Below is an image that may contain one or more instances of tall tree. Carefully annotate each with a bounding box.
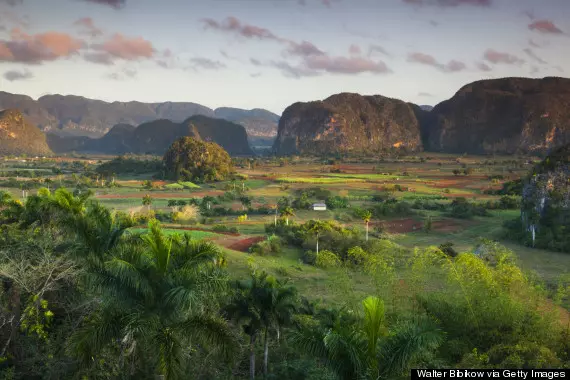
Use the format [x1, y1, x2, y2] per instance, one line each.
[361, 210, 372, 242]
[69, 220, 236, 380]
[279, 207, 295, 226]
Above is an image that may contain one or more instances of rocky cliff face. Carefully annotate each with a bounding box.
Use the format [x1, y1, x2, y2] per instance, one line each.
[424, 77, 570, 155]
[521, 144, 570, 250]
[273, 93, 424, 155]
[0, 109, 52, 156]
[0, 91, 279, 139]
[47, 115, 253, 156]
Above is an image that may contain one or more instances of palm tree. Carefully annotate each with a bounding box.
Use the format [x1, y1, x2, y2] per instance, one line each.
[69, 220, 236, 380]
[142, 194, 152, 211]
[225, 271, 297, 379]
[292, 296, 444, 380]
[279, 207, 295, 226]
[361, 210, 372, 242]
[308, 220, 331, 255]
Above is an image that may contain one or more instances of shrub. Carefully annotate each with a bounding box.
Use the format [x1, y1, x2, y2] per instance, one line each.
[325, 196, 349, 209]
[315, 250, 340, 268]
[172, 205, 199, 223]
[212, 224, 239, 234]
[250, 236, 282, 256]
[346, 246, 370, 266]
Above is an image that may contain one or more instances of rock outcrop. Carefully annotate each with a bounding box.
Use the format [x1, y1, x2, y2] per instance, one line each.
[424, 77, 570, 155]
[46, 115, 253, 156]
[0, 109, 52, 156]
[273, 93, 425, 155]
[521, 144, 570, 251]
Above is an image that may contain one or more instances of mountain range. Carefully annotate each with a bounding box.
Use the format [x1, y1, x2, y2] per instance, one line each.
[1, 76, 569, 157]
[274, 76, 570, 156]
[0, 92, 280, 141]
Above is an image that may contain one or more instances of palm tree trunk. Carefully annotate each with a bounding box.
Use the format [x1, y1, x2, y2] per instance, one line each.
[316, 233, 319, 254]
[250, 334, 256, 380]
[286, 217, 289, 226]
[263, 327, 269, 377]
[366, 222, 369, 242]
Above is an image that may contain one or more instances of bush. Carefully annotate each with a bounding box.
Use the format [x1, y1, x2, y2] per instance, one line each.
[448, 197, 489, 219]
[172, 205, 199, 223]
[346, 246, 370, 266]
[212, 224, 239, 234]
[325, 196, 349, 210]
[250, 236, 282, 256]
[315, 250, 340, 268]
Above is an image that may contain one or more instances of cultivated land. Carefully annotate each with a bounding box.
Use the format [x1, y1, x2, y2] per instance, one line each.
[2, 153, 569, 308]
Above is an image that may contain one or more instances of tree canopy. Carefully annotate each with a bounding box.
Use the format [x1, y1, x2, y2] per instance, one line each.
[163, 137, 234, 182]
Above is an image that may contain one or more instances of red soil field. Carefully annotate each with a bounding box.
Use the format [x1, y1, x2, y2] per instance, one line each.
[375, 218, 472, 234]
[227, 236, 266, 252]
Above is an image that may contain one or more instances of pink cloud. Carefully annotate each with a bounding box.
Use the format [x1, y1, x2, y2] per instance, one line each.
[349, 44, 361, 55]
[407, 52, 466, 72]
[528, 20, 563, 34]
[201, 17, 281, 41]
[304, 55, 390, 74]
[0, 28, 83, 64]
[483, 49, 523, 64]
[287, 40, 325, 57]
[92, 33, 155, 61]
[476, 62, 492, 72]
[74, 17, 103, 38]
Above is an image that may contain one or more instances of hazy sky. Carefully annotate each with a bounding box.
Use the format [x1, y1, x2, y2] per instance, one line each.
[0, 0, 569, 114]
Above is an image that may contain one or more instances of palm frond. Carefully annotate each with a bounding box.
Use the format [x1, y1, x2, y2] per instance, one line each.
[176, 313, 239, 360]
[378, 318, 445, 378]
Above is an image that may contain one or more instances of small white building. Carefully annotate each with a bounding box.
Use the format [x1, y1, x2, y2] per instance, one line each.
[311, 203, 327, 211]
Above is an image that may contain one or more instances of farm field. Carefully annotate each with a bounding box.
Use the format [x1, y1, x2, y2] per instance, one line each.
[1, 153, 569, 308]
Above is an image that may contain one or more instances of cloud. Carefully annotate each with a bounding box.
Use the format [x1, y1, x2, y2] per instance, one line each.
[82, 0, 125, 9]
[402, 0, 491, 7]
[418, 92, 433, 97]
[270, 61, 321, 78]
[74, 17, 103, 37]
[349, 44, 361, 55]
[201, 17, 282, 42]
[528, 20, 563, 34]
[476, 62, 492, 71]
[407, 52, 466, 72]
[3, 68, 32, 81]
[107, 67, 136, 80]
[286, 40, 325, 57]
[0, 0, 22, 6]
[189, 57, 226, 70]
[84, 52, 113, 65]
[250, 72, 262, 78]
[250, 58, 262, 66]
[368, 44, 389, 57]
[91, 33, 155, 61]
[483, 49, 523, 64]
[523, 48, 547, 64]
[0, 28, 83, 64]
[304, 55, 390, 74]
[528, 38, 542, 48]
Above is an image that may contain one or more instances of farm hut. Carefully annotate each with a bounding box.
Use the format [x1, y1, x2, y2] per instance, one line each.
[311, 203, 327, 211]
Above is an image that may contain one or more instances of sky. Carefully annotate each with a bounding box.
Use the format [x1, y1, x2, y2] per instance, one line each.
[0, 0, 569, 115]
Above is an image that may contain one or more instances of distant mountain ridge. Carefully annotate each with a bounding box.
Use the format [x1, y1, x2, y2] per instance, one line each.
[46, 115, 253, 156]
[0, 92, 280, 140]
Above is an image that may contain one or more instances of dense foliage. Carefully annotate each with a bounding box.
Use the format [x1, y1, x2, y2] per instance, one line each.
[163, 137, 234, 182]
[1, 188, 569, 380]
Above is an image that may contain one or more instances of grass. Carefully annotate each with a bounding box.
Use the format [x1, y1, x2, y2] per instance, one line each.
[127, 227, 219, 240]
[277, 177, 365, 184]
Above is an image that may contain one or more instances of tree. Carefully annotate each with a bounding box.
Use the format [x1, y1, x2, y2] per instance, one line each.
[240, 196, 252, 211]
[163, 137, 234, 182]
[225, 271, 297, 379]
[424, 215, 433, 233]
[69, 220, 235, 380]
[308, 220, 332, 255]
[292, 296, 443, 380]
[142, 194, 152, 211]
[279, 207, 295, 226]
[453, 169, 461, 176]
[360, 210, 372, 242]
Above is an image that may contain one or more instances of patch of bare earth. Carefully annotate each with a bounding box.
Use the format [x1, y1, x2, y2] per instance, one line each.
[226, 236, 266, 252]
[374, 218, 473, 233]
